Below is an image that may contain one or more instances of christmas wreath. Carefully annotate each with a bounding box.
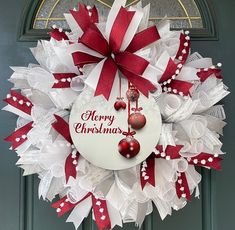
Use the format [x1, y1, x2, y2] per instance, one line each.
[3, 0, 229, 229]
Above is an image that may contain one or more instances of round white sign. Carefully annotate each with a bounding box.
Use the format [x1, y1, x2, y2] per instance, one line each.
[69, 84, 162, 170]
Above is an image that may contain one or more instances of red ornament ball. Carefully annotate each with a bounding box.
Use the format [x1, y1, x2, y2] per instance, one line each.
[118, 136, 140, 159]
[128, 112, 146, 130]
[126, 88, 140, 102]
[114, 100, 126, 111]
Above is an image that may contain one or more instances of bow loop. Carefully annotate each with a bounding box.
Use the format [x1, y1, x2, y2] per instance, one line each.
[122, 131, 136, 137]
[126, 26, 160, 53]
[109, 7, 135, 53]
[72, 52, 102, 68]
[80, 27, 110, 56]
[70, 3, 98, 32]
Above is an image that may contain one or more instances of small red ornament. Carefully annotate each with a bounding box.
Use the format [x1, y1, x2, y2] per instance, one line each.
[114, 98, 126, 111]
[128, 108, 146, 130]
[126, 87, 140, 102]
[118, 133, 140, 159]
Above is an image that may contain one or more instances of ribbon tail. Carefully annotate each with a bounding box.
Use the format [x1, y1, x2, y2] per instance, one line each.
[4, 121, 33, 150]
[197, 68, 223, 82]
[65, 152, 80, 183]
[158, 58, 178, 83]
[189, 153, 223, 170]
[52, 115, 73, 144]
[4, 90, 33, 116]
[52, 193, 91, 217]
[38, 170, 53, 200]
[120, 68, 156, 97]
[70, 3, 98, 32]
[66, 195, 92, 229]
[140, 156, 155, 189]
[49, 28, 69, 41]
[169, 79, 193, 96]
[106, 201, 123, 229]
[92, 196, 111, 230]
[94, 58, 118, 100]
[136, 202, 149, 228]
[175, 33, 191, 63]
[176, 172, 191, 201]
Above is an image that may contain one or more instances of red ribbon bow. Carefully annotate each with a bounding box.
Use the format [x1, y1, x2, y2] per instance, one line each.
[71, 6, 160, 100]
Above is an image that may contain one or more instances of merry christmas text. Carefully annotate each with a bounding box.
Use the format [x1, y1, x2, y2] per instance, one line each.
[73, 110, 122, 134]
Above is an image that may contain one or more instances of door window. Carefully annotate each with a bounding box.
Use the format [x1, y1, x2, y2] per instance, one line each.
[33, 0, 203, 30]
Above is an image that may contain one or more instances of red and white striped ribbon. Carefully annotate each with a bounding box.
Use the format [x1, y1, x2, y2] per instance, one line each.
[4, 90, 33, 115]
[4, 121, 33, 150]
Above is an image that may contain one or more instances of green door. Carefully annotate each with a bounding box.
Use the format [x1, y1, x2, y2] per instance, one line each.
[0, 0, 234, 229]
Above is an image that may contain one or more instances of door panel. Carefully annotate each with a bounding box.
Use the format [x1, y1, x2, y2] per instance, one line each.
[0, 0, 235, 230]
[0, 1, 34, 229]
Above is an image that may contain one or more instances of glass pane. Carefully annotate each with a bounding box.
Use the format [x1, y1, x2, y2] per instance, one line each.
[33, 0, 203, 29]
